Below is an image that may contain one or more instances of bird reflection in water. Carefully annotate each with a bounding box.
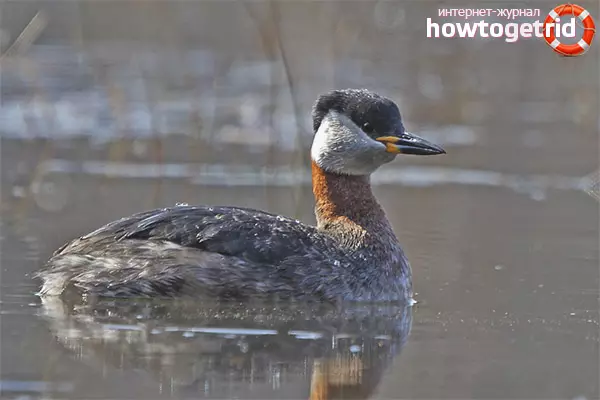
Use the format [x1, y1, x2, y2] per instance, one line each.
[38, 296, 412, 399]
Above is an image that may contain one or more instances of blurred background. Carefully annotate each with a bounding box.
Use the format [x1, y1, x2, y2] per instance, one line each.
[0, 1, 598, 399]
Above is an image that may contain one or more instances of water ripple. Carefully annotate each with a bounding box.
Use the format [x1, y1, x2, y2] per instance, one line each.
[31, 159, 592, 201]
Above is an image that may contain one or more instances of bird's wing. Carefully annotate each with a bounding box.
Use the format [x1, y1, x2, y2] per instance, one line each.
[53, 205, 335, 265]
[38, 206, 353, 298]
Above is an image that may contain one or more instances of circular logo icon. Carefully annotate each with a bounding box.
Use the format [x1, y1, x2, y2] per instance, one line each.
[543, 3, 596, 56]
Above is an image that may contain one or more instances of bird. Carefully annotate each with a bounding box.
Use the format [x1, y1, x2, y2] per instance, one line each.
[34, 89, 446, 302]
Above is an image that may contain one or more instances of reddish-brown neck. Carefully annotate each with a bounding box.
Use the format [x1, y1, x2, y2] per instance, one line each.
[311, 160, 386, 231]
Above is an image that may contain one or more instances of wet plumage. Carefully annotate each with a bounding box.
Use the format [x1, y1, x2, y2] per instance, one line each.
[35, 89, 446, 302]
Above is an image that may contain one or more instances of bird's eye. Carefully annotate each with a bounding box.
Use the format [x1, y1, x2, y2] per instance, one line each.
[362, 122, 373, 133]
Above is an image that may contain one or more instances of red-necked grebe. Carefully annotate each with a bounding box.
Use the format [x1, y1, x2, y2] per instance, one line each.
[35, 89, 446, 302]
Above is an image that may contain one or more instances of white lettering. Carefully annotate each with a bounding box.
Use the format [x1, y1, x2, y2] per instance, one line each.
[427, 18, 439, 37]
[456, 22, 479, 37]
[505, 23, 519, 42]
[520, 23, 533, 38]
[532, 20, 545, 37]
[562, 17, 576, 37]
[442, 23, 456, 37]
[479, 21, 490, 37]
[545, 21, 556, 37]
[490, 23, 503, 37]
[427, 9, 559, 43]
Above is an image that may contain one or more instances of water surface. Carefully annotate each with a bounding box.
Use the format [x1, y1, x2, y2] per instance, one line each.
[1, 180, 598, 399]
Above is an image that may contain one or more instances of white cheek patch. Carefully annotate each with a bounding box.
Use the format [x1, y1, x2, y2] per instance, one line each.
[311, 111, 387, 175]
[310, 116, 334, 166]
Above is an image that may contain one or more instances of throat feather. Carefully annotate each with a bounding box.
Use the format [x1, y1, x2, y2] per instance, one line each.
[311, 161, 387, 235]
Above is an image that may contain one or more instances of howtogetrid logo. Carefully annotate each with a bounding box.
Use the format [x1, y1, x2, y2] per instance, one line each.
[543, 4, 595, 56]
[429, 3, 596, 57]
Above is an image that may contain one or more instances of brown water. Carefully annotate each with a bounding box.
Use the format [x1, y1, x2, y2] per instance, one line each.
[1, 1, 599, 399]
[2, 177, 598, 399]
